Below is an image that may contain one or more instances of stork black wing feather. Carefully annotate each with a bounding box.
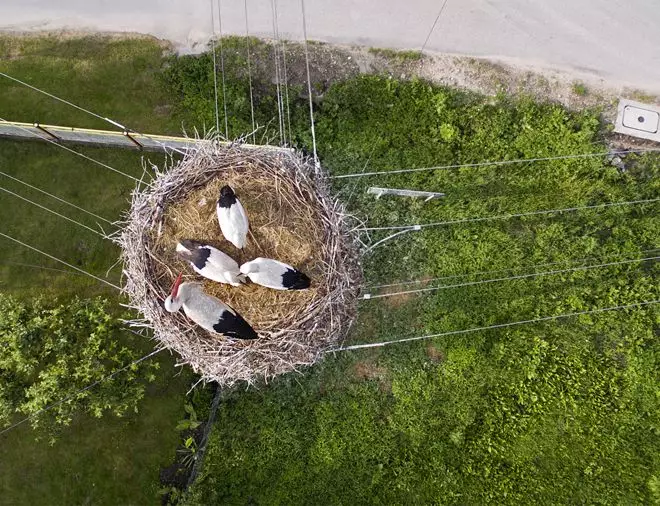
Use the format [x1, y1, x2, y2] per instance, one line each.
[213, 310, 258, 340]
[281, 268, 311, 290]
[188, 246, 211, 270]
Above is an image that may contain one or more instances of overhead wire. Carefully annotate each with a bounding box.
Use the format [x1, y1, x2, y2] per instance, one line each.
[364, 198, 660, 251]
[0, 71, 187, 156]
[361, 255, 660, 300]
[364, 197, 660, 232]
[329, 300, 659, 352]
[273, 0, 293, 146]
[244, 0, 257, 143]
[331, 148, 660, 179]
[420, 0, 451, 53]
[216, 0, 230, 139]
[0, 170, 113, 224]
[209, 0, 221, 135]
[1, 260, 87, 277]
[0, 348, 163, 438]
[0, 186, 107, 238]
[270, 0, 285, 144]
[367, 247, 660, 289]
[0, 117, 143, 183]
[0, 231, 120, 290]
[300, 0, 319, 167]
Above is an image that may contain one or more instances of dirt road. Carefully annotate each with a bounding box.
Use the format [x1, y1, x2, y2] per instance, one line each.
[2, 0, 659, 92]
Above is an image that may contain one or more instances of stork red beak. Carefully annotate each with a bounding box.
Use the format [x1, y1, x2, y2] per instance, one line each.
[170, 273, 183, 298]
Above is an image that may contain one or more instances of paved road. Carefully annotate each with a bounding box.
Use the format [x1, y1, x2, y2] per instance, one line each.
[2, 0, 659, 92]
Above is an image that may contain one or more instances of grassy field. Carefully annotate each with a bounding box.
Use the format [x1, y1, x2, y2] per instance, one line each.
[0, 35, 192, 505]
[0, 34, 658, 504]
[0, 356, 193, 505]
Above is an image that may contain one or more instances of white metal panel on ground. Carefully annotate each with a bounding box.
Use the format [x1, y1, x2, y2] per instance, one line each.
[614, 99, 660, 142]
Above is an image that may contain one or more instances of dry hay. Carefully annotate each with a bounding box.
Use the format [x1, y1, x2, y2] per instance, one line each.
[117, 141, 362, 386]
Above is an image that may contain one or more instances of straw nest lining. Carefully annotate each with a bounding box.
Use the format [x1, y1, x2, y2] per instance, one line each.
[117, 142, 361, 386]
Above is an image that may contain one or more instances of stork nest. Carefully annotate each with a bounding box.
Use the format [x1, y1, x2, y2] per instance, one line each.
[116, 141, 362, 386]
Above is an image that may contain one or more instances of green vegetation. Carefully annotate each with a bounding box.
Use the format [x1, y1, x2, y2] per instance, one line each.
[161, 36, 305, 143]
[0, 35, 177, 299]
[0, 295, 158, 435]
[0, 34, 179, 132]
[162, 47, 659, 504]
[0, 140, 170, 299]
[0, 35, 191, 504]
[0, 34, 658, 504]
[0, 362, 193, 505]
[368, 47, 424, 62]
[572, 80, 588, 96]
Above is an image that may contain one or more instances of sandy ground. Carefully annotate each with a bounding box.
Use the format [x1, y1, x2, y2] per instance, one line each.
[1, 0, 659, 94]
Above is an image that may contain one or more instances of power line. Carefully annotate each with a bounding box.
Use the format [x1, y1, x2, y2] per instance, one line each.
[0, 71, 120, 127]
[367, 248, 660, 290]
[300, 0, 319, 168]
[1, 260, 87, 277]
[209, 0, 221, 135]
[0, 231, 121, 290]
[329, 300, 659, 352]
[244, 0, 257, 143]
[420, 0, 450, 53]
[270, 0, 285, 144]
[0, 185, 106, 238]
[0, 348, 162, 438]
[331, 148, 660, 179]
[273, 0, 293, 146]
[361, 255, 659, 300]
[0, 170, 113, 224]
[216, 0, 230, 139]
[363, 198, 660, 232]
[280, 40, 293, 146]
[0, 71, 187, 156]
[0, 117, 143, 183]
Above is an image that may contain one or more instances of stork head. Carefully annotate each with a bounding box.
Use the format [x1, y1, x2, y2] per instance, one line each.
[164, 273, 184, 313]
[220, 185, 235, 198]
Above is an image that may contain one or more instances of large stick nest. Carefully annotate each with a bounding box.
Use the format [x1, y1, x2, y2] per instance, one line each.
[117, 142, 362, 386]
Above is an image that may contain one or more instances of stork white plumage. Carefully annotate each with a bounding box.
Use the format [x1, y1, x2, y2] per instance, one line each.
[164, 273, 258, 339]
[216, 185, 249, 249]
[240, 257, 311, 290]
[176, 239, 245, 286]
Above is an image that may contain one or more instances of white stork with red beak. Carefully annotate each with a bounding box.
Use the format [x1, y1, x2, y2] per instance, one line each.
[164, 273, 258, 339]
[176, 239, 245, 286]
[216, 185, 249, 249]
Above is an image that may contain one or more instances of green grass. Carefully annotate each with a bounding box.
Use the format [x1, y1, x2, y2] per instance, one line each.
[0, 353, 194, 505]
[572, 80, 588, 96]
[0, 34, 179, 133]
[0, 139, 170, 298]
[0, 34, 181, 299]
[368, 47, 424, 62]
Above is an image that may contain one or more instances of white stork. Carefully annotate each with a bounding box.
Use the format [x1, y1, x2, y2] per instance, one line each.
[164, 273, 258, 339]
[216, 185, 249, 249]
[240, 257, 311, 290]
[176, 239, 245, 286]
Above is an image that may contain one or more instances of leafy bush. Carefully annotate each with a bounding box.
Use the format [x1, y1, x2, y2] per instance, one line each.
[0, 295, 158, 437]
